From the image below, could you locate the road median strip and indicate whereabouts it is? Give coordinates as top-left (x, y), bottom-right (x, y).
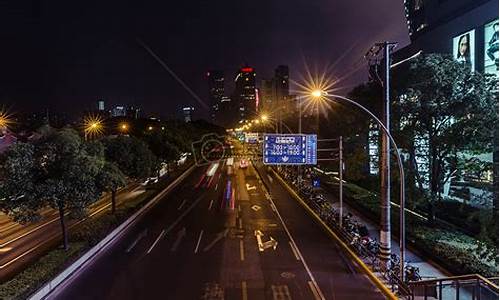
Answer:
top-left (28, 164), bottom-right (195, 300)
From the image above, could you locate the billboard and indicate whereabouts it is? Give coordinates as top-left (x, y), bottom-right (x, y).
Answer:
top-left (263, 134), bottom-right (317, 165)
top-left (484, 19), bottom-right (499, 74)
top-left (453, 29), bottom-right (475, 71)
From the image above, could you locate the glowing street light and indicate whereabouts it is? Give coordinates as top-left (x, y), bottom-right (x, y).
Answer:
top-left (0, 110), bottom-right (13, 130)
top-left (83, 115), bottom-right (104, 140)
top-left (119, 123), bottom-right (129, 134)
top-left (311, 89), bottom-right (323, 98)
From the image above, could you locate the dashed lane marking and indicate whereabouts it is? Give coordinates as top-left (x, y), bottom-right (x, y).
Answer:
top-left (194, 230), bottom-right (204, 253)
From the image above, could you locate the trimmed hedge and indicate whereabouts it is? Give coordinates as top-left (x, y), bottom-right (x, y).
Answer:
top-left (0, 163), bottom-right (192, 299)
top-left (0, 243), bottom-right (85, 300)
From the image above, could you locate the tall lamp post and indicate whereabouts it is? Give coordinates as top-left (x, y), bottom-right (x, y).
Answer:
top-left (311, 90), bottom-right (406, 282)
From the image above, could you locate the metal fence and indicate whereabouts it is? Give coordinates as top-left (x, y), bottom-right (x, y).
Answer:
top-left (407, 275), bottom-right (499, 300)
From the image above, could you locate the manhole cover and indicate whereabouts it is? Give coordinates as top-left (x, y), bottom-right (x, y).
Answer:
top-left (281, 272), bottom-right (295, 279)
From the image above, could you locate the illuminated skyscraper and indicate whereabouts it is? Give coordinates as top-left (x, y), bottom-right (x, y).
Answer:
top-left (233, 66), bottom-right (256, 122)
top-left (207, 70), bottom-right (224, 124)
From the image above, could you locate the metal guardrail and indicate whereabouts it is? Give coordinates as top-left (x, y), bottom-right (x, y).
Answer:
top-left (407, 274), bottom-right (499, 300)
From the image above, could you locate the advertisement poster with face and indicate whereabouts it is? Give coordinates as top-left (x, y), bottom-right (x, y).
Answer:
top-left (484, 19), bottom-right (499, 74)
top-left (453, 29), bottom-right (475, 71)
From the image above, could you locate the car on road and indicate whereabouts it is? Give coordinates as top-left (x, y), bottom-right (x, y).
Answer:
top-left (239, 159), bottom-right (248, 169)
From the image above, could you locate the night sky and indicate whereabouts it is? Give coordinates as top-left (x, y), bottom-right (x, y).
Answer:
top-left (0, 0), bottom-right (409, 120)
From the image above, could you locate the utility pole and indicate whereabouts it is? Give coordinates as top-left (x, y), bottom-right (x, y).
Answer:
top-left (366, 41), bottom-right (397, 270)
top-left (339, 136), bottom-right (343, 228)
top-left (298, 98), bottom-right (302, 189)
top-left (379, 41), bottom-right (397, 270)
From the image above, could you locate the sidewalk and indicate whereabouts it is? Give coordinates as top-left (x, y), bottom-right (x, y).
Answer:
top-left (317, 182), bottom-right (447, 279)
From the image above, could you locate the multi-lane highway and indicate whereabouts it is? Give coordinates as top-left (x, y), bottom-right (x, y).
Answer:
top-left (46, 145), bottom-right (386, 299)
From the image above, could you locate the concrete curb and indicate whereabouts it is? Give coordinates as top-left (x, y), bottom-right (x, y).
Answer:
top-left (259, 165), bottom-right (398, 300)
top-left (29, 165), bottom-right (196, 300)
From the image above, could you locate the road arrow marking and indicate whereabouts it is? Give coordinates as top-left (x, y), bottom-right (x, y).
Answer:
top-left (203, 229), bottom-right (229, 252)
top-left (262, 237), bottom-right (278, 251)
top-left (245, 183), bottom-right (256, 191)
top-left (170, 227), bottom-right (186, 252)
top-left (254, 230), bottom-right (278, 252)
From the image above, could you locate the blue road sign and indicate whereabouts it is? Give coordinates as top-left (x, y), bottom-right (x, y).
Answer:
top-left (312, 178), bottom-right (320, 188)
top-left (263, 134), bottom-right (317, 165)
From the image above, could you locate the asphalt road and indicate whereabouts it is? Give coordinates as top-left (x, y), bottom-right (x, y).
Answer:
top-left (48, 152), bottom-right (385, 299)
top-left (0, 183), bottom-right (143, 281)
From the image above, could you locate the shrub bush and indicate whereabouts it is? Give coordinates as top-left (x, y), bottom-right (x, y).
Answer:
top-left (0, 243), bottom-right (85, 300)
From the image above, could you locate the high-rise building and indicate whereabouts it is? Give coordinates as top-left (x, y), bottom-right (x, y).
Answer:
top-left (126, 106), bottom-right (140, 119)
top-left (218, 96), bottom-right (233, 127)
top-left (207, 70), bottom-right (224, 124)
top-left (396, 0), bottom-right (498, 74)
top-left (183, 106), bottom-right (195, 123)
top-left (274, 65), bottom-right (289, 103)
top-left (390, 0), bottom-right (498, 202)
top-left (111, 106), bottom-right (126, 117)
top-left (233, 66), bottom-right (257, 123)
top-left (97, 99), bottom-right (105, 111)
top-left (260, 79), bottom-right (274, 112)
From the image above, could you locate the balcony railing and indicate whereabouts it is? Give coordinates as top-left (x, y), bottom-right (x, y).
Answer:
top-left (407, 274), bottom-right (499, 300)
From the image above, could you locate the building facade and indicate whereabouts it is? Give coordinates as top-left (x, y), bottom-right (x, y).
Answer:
top-left (207, 70), bottom-right (224, 124)
top-left (397, 0), bottom-right (498, 74)
top-left (183, 106), bottom-right (195, 123)
top-left (233, 66), bottom-right (257, 123)
top-left (391, 0), bottom-right (499, 206)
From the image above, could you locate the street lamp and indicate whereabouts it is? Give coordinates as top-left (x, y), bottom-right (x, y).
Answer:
top-left (311, 89), bottom-right (323, 98)
top-left (119, 123), bottom-right (129, 134)
top-left (310, 90), bottom-right (407, 282)
top-left (83, 115), bottom-right (104, 141)
top-left (0, 110), bottom-right (13, 130)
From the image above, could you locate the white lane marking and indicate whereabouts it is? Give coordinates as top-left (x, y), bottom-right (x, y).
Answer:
top-left (242, 281), bottom-right (248, 300)
top-left (177, 199), bottom-right (187, 210)
top-left (203, 229), bottom-right (229, 252)
top-left (238, 218), bottom-right (243, 229)
top-left (288, 241), bottom-right (301, 261)
top-left (238, 204), bottom-right (241, 213)
top-left (146, 229), bottom-right (165, 254)
top-left (268, 196), bottom-right (326, 300)
top-left (215, 183), bottom-right (219, 191)
top-left (308, 281), bottom-right (323, 300)
top-left (208, 200), bottom-right (214, 211)
top-left (267, 174), bottom-right (273, 183)
top-left (126, 229), bottom-right (147, 253)
top-left (272, 285), bottom-right (291, 300)
top-left (240, 239), bottom-right (245, 261)
top-left (147, 194), bottom-right (205, 255)
top-left (194, 230), bottom-right (204, 253)
top-left (170, 227), bottom-right (187, 252)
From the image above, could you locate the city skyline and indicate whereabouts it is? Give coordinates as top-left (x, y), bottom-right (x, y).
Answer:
top-left (0, 0), bottom-right (409, 120)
